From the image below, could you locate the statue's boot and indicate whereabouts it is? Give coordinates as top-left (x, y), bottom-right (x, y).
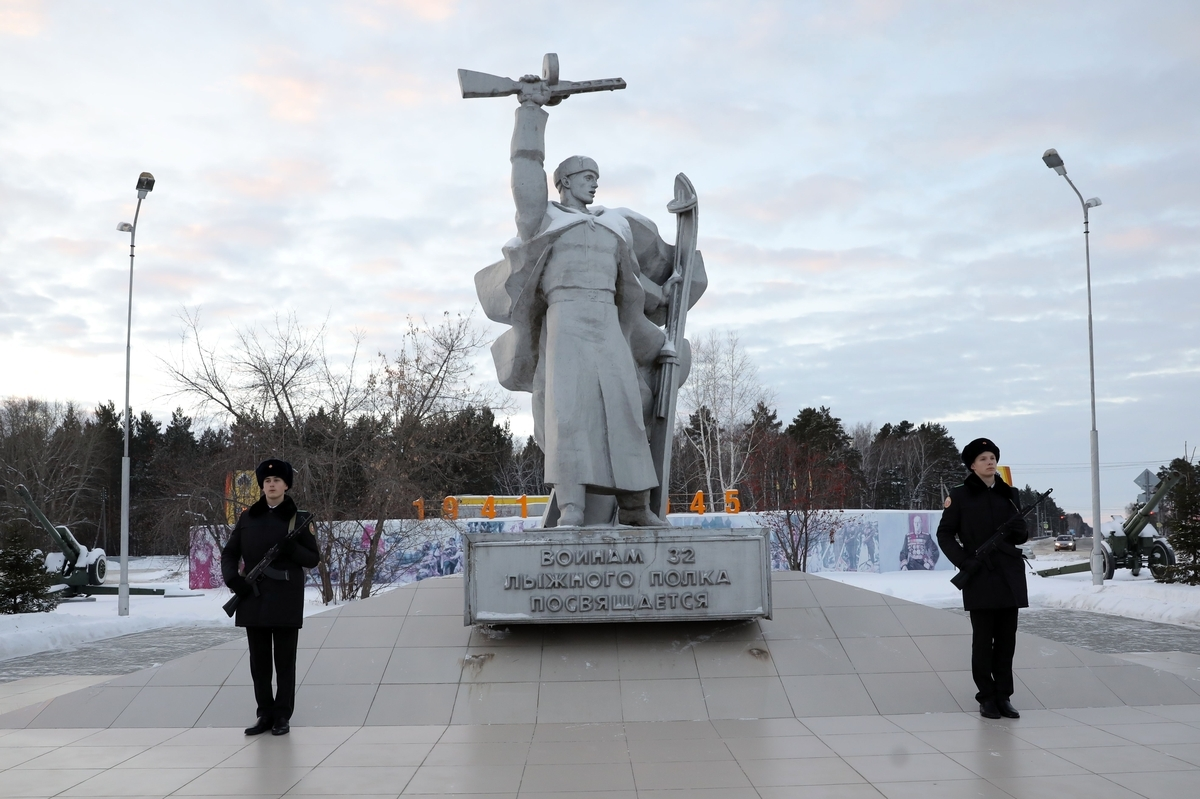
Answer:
top-left (617, 490), bottom-right (664, 527)
top-left (555, 484), bottom-right (585, 527)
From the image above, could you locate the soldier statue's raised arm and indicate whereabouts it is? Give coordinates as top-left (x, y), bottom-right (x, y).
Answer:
top-left (469, 57), bottom-right (706, 528)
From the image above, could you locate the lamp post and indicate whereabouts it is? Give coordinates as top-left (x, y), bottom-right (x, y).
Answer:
top-left (1042, 148), bottom-right (1105, 586)
top-left (115, 171), bottom-right (155, 616)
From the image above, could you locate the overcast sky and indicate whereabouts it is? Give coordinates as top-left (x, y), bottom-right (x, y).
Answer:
top-left (1, 0), bottom-right (1197, 521)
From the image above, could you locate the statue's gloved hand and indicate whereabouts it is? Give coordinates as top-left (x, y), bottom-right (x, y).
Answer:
top-left (517, 75), bottom-right (552, 107)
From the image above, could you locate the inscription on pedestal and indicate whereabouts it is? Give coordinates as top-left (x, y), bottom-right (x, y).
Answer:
top-left (463, 526), bottom-right (771, 624)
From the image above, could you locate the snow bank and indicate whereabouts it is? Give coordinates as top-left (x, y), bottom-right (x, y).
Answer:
top-left (0, 558), bottom-right (333, 662)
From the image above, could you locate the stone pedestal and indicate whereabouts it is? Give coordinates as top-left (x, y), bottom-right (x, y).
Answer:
top-left (463, 525), bottom-right (772, 624)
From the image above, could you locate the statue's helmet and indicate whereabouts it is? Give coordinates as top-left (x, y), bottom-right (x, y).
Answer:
top-left (553, 155), bottom-right (599, 190)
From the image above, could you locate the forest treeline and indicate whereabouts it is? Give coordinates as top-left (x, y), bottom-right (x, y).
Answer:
top-left (2, 316), bottom-right (1084, 564)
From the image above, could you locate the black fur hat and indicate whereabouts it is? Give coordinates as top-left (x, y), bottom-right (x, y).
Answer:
top-left (961, 438), bottom-right (999, 468)
top-left (255, 458), bottom-right (293, 489)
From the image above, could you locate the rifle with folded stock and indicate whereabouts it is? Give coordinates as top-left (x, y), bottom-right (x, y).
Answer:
top-left (222, 512), bottom-right (314, 618)
top-left (951, 489), bottom-right (1053, 590)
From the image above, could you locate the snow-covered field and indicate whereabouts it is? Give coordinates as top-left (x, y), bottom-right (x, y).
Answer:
top-left (5, 554), bottom-right (1200, 664)
top-left (820, 562), bottom-right (1200, 630)
top-left (0, 557), bottom-right (337, 662)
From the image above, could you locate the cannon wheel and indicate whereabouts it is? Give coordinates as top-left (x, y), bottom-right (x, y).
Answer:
top-left (87, 553), bottom-right (107, 585)
top-left (1102, 544), bottom-right (1116, 581)
top-left (1149, 539), bottom-right (1176, 580)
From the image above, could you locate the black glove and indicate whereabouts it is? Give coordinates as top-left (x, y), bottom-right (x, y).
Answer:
top-left (961, 558), bottom-right (983, 575)
top-left (227, 575), bottom-right (253, 597)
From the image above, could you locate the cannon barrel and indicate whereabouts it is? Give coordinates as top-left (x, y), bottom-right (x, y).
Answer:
top-left (15, 484), bottom-right (82, 564)
top-left (1122, 469), bottom-right (1183, 539)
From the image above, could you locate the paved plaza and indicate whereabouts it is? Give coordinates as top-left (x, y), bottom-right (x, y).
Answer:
top-left (3, 572), bottom-right (1200, 797)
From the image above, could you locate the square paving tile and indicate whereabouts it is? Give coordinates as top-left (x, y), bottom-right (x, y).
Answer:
top-left (61, 766), bottom-right (208, 797)
top-left (404, 763), bottom-right (525, 794)
top-left (536, 680), bottom-right (623, 723)
top-left (522, 762), bottom-right (636, 793)
top-left (112, 686), bottom-right (219, 728)
top-left (194, 683), bottom-right (257, 727)
top-left (382, 646), bottom-right (466, 684)
top-left (26, 687), bottom-right (139, 729)
top-left (293, 683), bottom-right (378, 726)
top-left (173, 765), bottom-right (311, 796)
top-left (767, 638), bottom-right (856, 676)
top-left (303, 647), bottom-right (392, 684)
top-left (739, 756), bottom-right (867, 787)
top-left (841, 636), bottom-right (932, 674)
top-left (146, 648), bottom-right (243, 686)
top-left (619, 679), bottom-right (708, 722)
top-left (396, 615), bottom-right (473, 648)
top-left (365, 683), bottom-right (458, 726)
top-left (0, 769), bottom-right (101, 797)
top-left (12, 745), bottom-right (147, 770)
top-left (700, 675), bottom-right (793, 719)
top-left (322, 615), bottom-right (407, 649)
top-left (526, 739), bottom-right (629, 764)
top-left (452, 681), bottom-right (540, 725)
top-left (422, 741), bottom-right (531, 766)
top-left (1050, 744), bottom-right (1199, 774)
top-left (758, 608), bottom-right (838, 640)
top-left (987, 772), bottom-right (1143, 799)
top-left (819, 732), bottom-right (937, 758)
top-left (692, 640), bottom-right (779, 678)
top-left (888, 604), bottom-right (972, 636)
top-left (822, 606), bottom-right (905, 639)
top-left (859, 672), bottom-right (962, 715)
top-left (540, 642), bottom-right (620, 681)
top-left (724, 734), bottom-right (836, 760)
top-left (460, 647), bottom-right (542, 683)
top-left (615, 640), bottom-right (699, 680)
top-left (631, 759), bottom-right (750, 790)
top-left (781, 674), bottom-right (878, 717)
top-left (1017, 667), bottom-right (1124, 709)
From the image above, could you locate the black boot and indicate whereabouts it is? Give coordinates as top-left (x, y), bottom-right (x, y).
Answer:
top-left (997, 698), bottom-right (1020, 719)
top-left (272, 717), bottom-right (290, 736)
top-left (979, 699), bottom-right (1001, 719)
top-left (244, 717), bottom-right (272, 735)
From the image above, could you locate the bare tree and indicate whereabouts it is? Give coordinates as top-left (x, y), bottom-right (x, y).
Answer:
top-left (166, 309), bottom-right (378, 601)
top-left (0, 399), bottom-right (110, 547)
top-left (677, 330), bottom-right (772, 504)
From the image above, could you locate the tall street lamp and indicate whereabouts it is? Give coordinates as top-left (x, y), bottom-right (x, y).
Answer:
top-left (1042, 148), bottom-right (1105, 586)
top-left (115, 171), bottom-right (155, 616)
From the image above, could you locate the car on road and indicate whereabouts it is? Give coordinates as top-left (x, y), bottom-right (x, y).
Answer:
top-left (1054, 534), bottom-right (1076, 552)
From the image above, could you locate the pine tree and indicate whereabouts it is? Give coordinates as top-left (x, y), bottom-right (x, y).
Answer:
top-left (0, 533), bottom-right (61, 614)
top-left (1160, 458), bottom-right (1200, 585)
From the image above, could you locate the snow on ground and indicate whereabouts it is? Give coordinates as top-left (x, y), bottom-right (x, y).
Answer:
top-left (0, 557), bottom-right (336, 661)
top-left (818, 564), bottom-right (1200, 630)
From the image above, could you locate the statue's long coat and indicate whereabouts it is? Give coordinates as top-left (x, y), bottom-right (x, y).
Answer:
top-left (475, 201), bottom-right (706, 490)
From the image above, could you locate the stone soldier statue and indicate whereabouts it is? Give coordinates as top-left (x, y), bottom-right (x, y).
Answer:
top-left (466, 56), bottom-right (706, 527)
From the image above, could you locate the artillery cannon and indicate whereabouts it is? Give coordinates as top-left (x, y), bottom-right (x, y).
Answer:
top-left (1036, 470), bottom-right (1181, 581)
top-left (15, 484), bottom-right (107, 595)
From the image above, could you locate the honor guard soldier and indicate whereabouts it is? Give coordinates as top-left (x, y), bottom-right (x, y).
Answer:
top-left (936, 438), bottom-right (1029, 720)
top-left (221, 459), bottom-right (320, 735)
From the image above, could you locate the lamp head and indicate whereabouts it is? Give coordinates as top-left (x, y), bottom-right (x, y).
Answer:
top-left (1042, 148), bottom-right (1066, 176)
top-left (116, 222), bottom-right (134, 232)
top-left (1085, 197), bottom-right (1102, 208)
top-left (136, 171), bottom-right (155, 199)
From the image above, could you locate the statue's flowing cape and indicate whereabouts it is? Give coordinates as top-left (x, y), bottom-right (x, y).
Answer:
top-left (475, 202), bottom-right (707, 395)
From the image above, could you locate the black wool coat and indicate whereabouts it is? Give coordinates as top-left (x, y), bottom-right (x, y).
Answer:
top-left (935, 473), bottom-right (1029, 611)
top-left (220, 495), bottom-right (320, 628)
